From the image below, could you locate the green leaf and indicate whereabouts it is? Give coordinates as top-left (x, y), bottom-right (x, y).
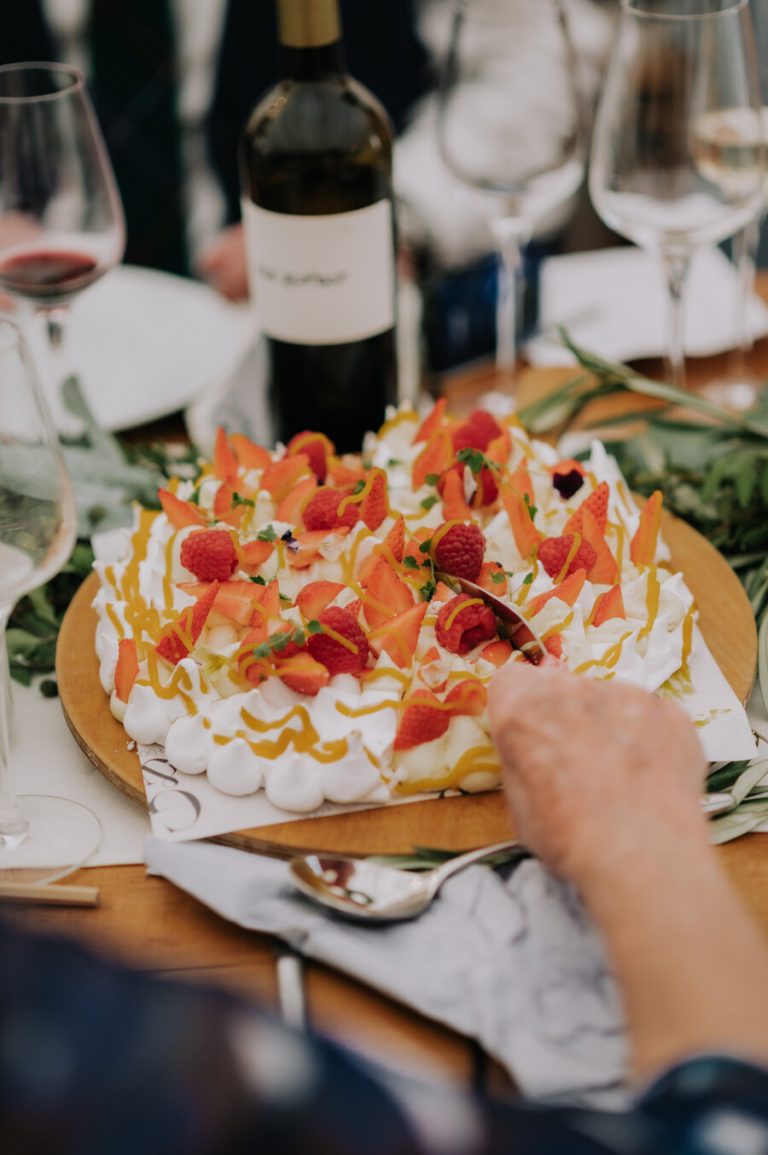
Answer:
top-left (307, 620), bottom-right (323, 634)
top-left (403, 555), bottom-right (419, 570)
top-left (257, 524), bottom-right (277, 542)
top-left (425, 473), bottom-right (441, 486)
top-left (420, 494), bottom-right (439, 511)
top-left (232, 491), bottom-right (255, 508)
top-left (250, 575), bottom-right (267, 585)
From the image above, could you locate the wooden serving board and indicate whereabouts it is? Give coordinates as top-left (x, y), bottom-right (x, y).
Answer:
top-left (56, 510), bottom-right (756, 858)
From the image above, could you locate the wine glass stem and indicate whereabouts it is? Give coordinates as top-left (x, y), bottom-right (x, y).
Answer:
top-left (491, 218), bottom-right (530, 377)
top-left (38, 304), bottom-right (83, 439)
top-left (734, 217), bottom-right (761, 358)
top-left (0, 604), bottom-right (29, 846)
top-left (661, 253), bottom-right (690, 388)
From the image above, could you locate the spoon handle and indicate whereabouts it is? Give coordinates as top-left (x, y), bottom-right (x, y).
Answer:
top-left (429, 839), bottom-right (523, 891)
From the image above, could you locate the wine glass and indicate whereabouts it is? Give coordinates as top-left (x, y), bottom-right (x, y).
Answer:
top-left (0, 62), bottom-right (125, 438)
top-left (589, 0), bottom-right (766, 391)
top-left (436, 0), bottom-right (585, 383)
top-left (0, 318), bottom-right (100, 881)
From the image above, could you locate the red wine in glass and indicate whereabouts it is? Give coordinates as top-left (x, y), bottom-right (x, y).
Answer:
top-left (0, 248), bottom-right (103, 305)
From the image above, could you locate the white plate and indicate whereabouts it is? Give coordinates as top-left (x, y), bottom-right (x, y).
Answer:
top-left (68, 265), bottom-right (255, 432)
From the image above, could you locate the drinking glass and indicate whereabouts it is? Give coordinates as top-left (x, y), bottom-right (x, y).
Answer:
top-left (0, 62), bottom-right (124, 437)
top-left (589, 0), bottom-right (766, 390)
top-left (437, 0), bottom-right (585, 382)
top-left (0, 319), bottom-right (100, 881)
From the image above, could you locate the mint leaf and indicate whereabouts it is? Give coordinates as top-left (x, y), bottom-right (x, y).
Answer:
top-left (420, 494), bottom-right (439, 511)
top-left (249, 575), bottom-right (266, 585)
top-left (257, 524), bottom-right (277, 542)
top-left (403, 555), bottom-right (419, 569)
top-left (425, 473), bottom-right (441, 486)
top-left (490, 571), bottom-right (506, 584)
top-left (232, 491), bottom-right (255, 508)
top-left (307, 619), bottom-right (323, 635)
top-left (419, 539), bottom-right (433, 555)
top-left (523, 573), bottom-right (534, 586)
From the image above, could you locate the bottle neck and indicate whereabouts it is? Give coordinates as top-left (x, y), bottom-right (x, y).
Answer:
top-left (279, 40), bottom-right (345, 82)
top-left (277, 0), bottom-right (345, 79)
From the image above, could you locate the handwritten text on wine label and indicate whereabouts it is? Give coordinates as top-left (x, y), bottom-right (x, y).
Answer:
top-left (243, 200), bottom-right (395, 345)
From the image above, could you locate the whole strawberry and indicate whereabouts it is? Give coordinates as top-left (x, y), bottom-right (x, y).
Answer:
top-left (307, 606), bottom-right (369, 676)
top-left (538, 534), bottom-right (597, 580)
top-left (180, 529), bottom-right (239, 582)
top-left (303, 488), bottom-right (360, 532)
top-left (431, 521), bottom-right (485, 581)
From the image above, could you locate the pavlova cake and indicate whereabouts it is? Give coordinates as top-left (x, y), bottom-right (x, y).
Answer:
top-left (92, 402), bottom-right (694, 815)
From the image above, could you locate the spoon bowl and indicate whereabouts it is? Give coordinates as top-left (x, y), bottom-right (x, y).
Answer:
top-left (289, 840), bottom-right (524, 922)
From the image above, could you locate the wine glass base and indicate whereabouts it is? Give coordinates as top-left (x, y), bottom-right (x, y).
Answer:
top-left (0, 795), bottom-right (101, 884)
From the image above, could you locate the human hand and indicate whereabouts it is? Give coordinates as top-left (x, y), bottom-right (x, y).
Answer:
top-left (197, 223), bottom-right (249, 302)
top-left (487, 661), bottom-right (708, 891)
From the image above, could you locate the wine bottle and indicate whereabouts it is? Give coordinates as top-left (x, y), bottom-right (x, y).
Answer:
top-left (240, 0), bottom-right (398, 453)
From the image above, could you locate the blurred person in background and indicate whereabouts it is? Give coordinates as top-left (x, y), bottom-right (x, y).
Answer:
top-left (4, 663), bottom-right (768, 1153)
top-left (1, 0), bottom-right (615, 379)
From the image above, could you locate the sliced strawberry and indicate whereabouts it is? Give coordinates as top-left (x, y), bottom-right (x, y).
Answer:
top-left (412, 431), bottom-right (454, 489)
top-left (359, 469), bottom-right (389, 531)
top-left (307, 606), bottom-right (369, 676)
top-left (328, 459), bottom-right (366, 488)
top-left (544, 634), bottom-right (563, 659)
top-left (402, 526), bottom-right (433, 567)
top-left (476, 561), bottom-right (508, 596)
top-left (382, 515), bottom-right (405, 564)
top-left (368, 601), bottom-right (427, 669)
top-left (413, 397), bottom-right (447, 444)
top-left (630, 490), bottom-right (663, 567)
top-left (445, 679), bottom-right (487, 717)
top-left (213, 482), bottom-right (245, 528)
top-left (213, 427), bottom-right (239, 484)
top-left (501, 488), bottom-right (542, 560)
top-left (485, 428), bottom-right (512, 466)
top-left (286, 431), bottom-right (335, 482)
top-left (581, 509), bottom-right (618, 585)
top-left (276, 475), bottom-right (318, 524)
top-left (394, 689), bottom-right (450, 751)
top-left (296, 580), bottom-right (346, 620)
top-left (214, 580), bottom-right (272, 626)
top-left (156, 583), bottom-right (218, 665)
top-left (230, 433), bottom-right (272, 472)
top-left (261, 455), bottom-right (311, 501)
top-left (277, 652), bottom-right (331, 696)
top-left (528, 569), bottom-right (587, 616)
top-left (435, 595), bottom-right (497, 655)
top-left (114, 638), bottom-right (139, 702)
top-left (158, 488), bottom-right (206, 530)
top-left (479, 639), bottom-right (513, 668)
top-left (239, 539), bottom-right (276, 573)
top-left (564, 481), bottom-right (610, 536)
top-left (440, 468), bottom-right (472, 522)
top-left (591, 584), bottom-right (626, 627)
top-left (361, 557), bottom-right (414, 629)
top-left (286, 527), bottom-right (351, 569)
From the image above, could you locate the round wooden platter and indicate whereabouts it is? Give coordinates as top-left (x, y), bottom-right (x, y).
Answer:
top-left (57, 515), bottom-right (756, 859)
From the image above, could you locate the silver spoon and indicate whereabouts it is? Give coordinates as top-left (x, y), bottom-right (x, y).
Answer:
top-left (288, 840), bottom-right (523, 922)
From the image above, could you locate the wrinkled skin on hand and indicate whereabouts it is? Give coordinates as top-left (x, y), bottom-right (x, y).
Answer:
top-left (487, 661), bottom-right (709, 889)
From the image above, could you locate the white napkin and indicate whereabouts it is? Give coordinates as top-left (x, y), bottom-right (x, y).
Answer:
top-left (527, 246), bottom-right (768, 366)
top-left (12, 682), bottom-right (149, 866)
top-left (144, 836), bottom-right (628, 1107)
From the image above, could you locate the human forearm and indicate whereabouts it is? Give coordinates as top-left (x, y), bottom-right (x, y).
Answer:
top-left (580, 823), bottom-right (768, 1082)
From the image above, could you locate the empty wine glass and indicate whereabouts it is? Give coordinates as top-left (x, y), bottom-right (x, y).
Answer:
top-left (437, 0), bottom-right (585, 384)
top-left (0, 318), bottom-right (100, 881)
top-left (589, 0), bottom-right (766, 391)
top-left (0, 62), bottom-right (124, 437)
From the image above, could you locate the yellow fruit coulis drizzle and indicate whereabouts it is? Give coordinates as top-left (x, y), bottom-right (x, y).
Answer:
top-left (210, 703), bottom-right (351, 763)
top-left (394, 744), bottom-right (500, 795)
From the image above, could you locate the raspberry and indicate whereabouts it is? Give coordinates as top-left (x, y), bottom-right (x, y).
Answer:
top-left (431, 521), bottom-right (485, 581)
top-left (538, 534), bottom-right (597, 580)
top-left (180, 530), bottom-right (238, 582)
top-left (286, 430), bottom-right (334, 482)
top-left (302, 487), bottom-right (360, 532)
top-left (394, 690), bottom-right (451, 751)
top-left (564, 481), bottom-right (609, 536)
top-left (451, 409), bottom-right (503, 453)
top-left (435, 594), bottom-right (498, 655)
top-left (307, 606), bottom-right (369, 676)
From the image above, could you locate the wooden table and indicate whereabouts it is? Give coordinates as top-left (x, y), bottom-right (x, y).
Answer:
top-left (8, 273), bottom-right (768, 1096)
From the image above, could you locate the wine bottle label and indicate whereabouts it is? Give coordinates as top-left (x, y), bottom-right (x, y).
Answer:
top-left (242, 200), bottom-right (395, 345)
